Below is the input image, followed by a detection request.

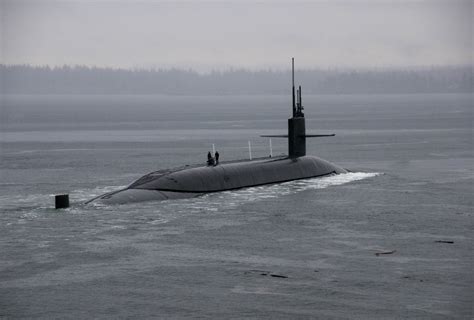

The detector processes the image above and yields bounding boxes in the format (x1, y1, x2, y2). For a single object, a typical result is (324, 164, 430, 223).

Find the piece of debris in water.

(375, 250, 396, 256)
(435, 240, 454, 244)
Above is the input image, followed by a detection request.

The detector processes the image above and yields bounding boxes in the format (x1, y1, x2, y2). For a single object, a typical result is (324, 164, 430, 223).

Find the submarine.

(86, 58, 347, 205)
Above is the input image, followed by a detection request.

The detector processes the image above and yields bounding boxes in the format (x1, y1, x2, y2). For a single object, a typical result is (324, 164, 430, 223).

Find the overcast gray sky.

(1, 0, 472, 71)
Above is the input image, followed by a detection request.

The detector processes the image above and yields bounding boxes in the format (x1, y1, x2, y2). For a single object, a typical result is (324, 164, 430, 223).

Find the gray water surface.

(1, 94, 472, 319)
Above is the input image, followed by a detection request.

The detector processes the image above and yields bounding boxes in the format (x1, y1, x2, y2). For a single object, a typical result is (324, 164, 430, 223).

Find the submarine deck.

(130, 155, 288, 185)
(88, 155, 346, 204)
(129, 155, 346, 193)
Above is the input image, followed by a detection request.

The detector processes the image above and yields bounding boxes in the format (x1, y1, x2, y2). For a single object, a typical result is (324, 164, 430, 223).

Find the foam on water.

(183, 172, 382, 213)
(72, 185, 128, 203)
(1, 172, 381, 228)
(0, 185, 126, 211)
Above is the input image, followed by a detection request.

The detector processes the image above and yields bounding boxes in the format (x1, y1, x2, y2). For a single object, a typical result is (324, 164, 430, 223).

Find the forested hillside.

(1, 65, 471, 94)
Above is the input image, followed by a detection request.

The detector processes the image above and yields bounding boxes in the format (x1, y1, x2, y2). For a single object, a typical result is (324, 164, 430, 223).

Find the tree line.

(1, 64, 472, 94)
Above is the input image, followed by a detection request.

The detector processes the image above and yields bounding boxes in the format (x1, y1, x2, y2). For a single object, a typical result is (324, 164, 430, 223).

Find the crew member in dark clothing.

(207, 151, 214, 166)
(214, 151, 220, 165)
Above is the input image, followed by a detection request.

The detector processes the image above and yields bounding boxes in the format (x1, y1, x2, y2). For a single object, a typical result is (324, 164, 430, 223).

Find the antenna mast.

(292, 57, 296, 117)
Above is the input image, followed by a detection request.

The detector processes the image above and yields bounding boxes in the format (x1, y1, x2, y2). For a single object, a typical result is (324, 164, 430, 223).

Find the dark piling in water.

(55, 194, 69, 209)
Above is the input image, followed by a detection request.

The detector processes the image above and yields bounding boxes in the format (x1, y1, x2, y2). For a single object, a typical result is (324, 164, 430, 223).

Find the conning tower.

(263, 58, 335, 158)
(289, 57, 306, 157)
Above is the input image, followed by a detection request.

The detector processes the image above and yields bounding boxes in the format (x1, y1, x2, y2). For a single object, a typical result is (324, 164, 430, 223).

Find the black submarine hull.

(87, 155, 347, 205)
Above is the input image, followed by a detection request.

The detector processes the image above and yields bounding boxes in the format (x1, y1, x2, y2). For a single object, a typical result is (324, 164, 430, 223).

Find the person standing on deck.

(207, 151, 214, 166)
(215, 151, 220, 165)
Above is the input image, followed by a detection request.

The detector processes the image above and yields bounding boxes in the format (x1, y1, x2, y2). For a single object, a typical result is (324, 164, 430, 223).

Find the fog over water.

(2, 64, 472, 95)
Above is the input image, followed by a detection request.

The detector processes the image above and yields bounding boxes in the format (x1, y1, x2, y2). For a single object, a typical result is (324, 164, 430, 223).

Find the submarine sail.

(87, 58, 347, 205)
(261, 58, 336, 158)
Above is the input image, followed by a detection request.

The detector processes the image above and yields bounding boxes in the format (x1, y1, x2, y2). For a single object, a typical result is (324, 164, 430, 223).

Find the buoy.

(55, 194, 69, 209)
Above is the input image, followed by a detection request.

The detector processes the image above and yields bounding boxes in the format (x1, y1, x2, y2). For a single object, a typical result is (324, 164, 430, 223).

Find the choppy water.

(1, 94, 472, 319)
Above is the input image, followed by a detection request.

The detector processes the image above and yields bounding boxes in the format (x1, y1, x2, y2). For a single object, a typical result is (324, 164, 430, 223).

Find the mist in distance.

(2, 64, 472, 95)
(2, 0, 472, 94)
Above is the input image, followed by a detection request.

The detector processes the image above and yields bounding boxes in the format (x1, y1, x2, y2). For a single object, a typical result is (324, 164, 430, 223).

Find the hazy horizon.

(3, 63, 471, 94)
(2, 62, 473, 74)
(2, 0, 472, 72)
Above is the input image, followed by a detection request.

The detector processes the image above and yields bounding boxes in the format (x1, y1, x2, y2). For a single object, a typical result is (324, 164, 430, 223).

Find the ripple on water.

(2, 172, 381, 229)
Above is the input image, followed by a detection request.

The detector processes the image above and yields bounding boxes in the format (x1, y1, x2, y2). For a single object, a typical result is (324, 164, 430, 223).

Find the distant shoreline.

(2, 93, 472, 97)
(2, 64, 472, 95)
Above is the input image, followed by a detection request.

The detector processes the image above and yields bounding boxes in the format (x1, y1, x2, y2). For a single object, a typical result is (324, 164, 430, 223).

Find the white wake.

(188, 172, 382, 212)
